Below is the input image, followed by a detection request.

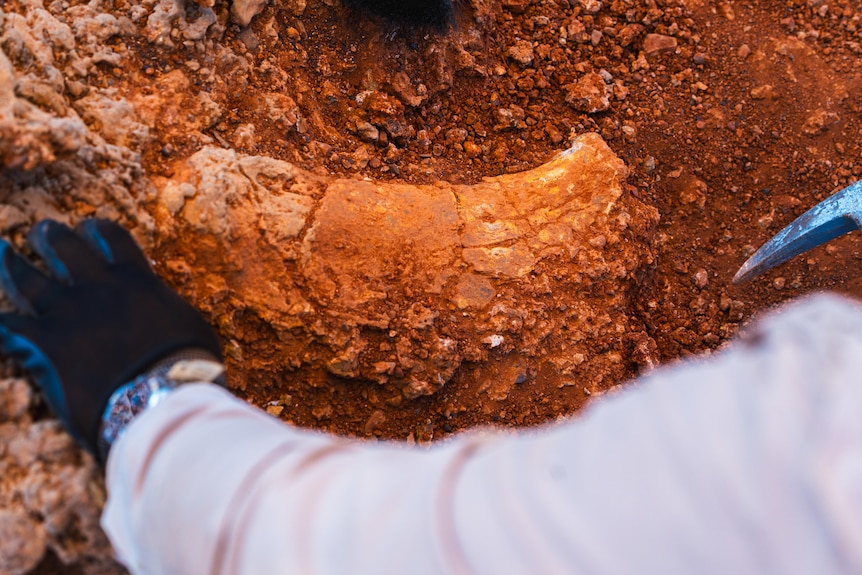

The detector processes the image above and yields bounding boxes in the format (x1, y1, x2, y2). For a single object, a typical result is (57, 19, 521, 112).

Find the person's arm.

(104, 294, 862, 575)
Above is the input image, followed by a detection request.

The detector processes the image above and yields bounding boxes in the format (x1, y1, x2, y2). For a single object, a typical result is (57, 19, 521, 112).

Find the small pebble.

(266, 405, 284, 416)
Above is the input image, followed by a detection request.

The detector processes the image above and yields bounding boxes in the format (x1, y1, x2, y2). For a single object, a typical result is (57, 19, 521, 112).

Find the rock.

(14, 76, 68, 115)
(73, 92, 150, 147)
(501, 0, 531, 13)
(364, 410, 387, 434)
(801, 108, 837, 135)
(0, 51, 15, 106)
(361, 91, 410, 141)
(183, 8, 217, 40)
(617, 23, 644, 47)
(72, 12, 122, 43)
(0, 376, 117, 574)
(579, 0, 603, 13)
(285, 0, 307, 16)
(566, 19, 588, 43)
(154, 133, 658, 399)
(453, 274, 495, 309)
(238, 27, 259, 51)
(750, 84, 775, 100)
(494, 105, 526, 130)
(0, 206, 29, 234)
(0, 49, 88, 169)
(643, 33, 678, 55)
(265, 405, 284, 416)
(263, 93, 299, 128)
(673, 175, 708, 209)
(355, 121, 380, 142)
(387, 72, 427, 107)
(445, 128, 468, 145)
(463, 141, 482, 157)
(462, 244, 536, 277)
(564, 72, 611, 113)
(146, 0, 217, 44)
(0, 509, 46, 575)
(507, 40, 534, 67)
(718, 2, 735, 20)
(146, 0, 183, 44)
(346, 145, 371, 170)
(231, 0, 271, 26)
(0, 379, 30, 422)
(233, 123, 256, 148)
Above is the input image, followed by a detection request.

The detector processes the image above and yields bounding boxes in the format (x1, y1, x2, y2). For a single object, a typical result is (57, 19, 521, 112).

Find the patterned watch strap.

(97, 349, 225, 462)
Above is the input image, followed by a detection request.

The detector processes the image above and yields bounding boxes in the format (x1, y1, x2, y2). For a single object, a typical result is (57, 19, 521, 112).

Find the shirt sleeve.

(102, 293, 862, 575)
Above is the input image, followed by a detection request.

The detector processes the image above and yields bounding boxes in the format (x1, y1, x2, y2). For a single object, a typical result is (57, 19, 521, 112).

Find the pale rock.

(579, 0, 603, 13)
(462, 244, 537, 278)
(146, 0, 184, 44)
(507, 39, 534, 66)
(750, 84, 775, 100)
(231, 0, 271, 26)
(233, 123, 256, 148)
(564, 72, 611, 113)
(184, 8, 217, 40)
(801, 108, 837, 135)
(73, 91, 150, 147)
(160, 181, 197, 215)
(0, 380, 30, 423)
(14, 75, 68, 115)
(0, 509, 46, 575)
(0, 50, 15, 107)
(72, 12, 121, 43)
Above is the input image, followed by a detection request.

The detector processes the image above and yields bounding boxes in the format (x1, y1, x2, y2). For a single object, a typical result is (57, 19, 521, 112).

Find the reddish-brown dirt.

(107, 0, 862, 443)
(1, 0, 859, 573)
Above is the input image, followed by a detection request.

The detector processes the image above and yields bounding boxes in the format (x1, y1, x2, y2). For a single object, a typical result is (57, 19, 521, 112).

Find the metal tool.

(733, 180, 862, 283)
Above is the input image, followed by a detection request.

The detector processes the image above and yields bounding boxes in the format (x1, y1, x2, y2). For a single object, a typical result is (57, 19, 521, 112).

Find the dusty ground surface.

(1, 0, 862, 572)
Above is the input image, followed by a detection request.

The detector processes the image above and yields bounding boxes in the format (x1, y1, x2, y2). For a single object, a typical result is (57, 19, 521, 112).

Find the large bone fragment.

(154, 133, 658, 398)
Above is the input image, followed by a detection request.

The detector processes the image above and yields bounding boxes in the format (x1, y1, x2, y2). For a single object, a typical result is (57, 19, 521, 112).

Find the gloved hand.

(0, 219, 222, 455)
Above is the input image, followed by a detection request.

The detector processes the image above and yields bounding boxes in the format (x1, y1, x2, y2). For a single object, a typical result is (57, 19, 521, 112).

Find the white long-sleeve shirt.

(102, 294, 862, 574)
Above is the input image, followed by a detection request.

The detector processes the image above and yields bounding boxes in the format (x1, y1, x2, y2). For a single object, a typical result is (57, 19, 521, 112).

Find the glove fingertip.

(76, 219, 151, 271)
(75, 219, 114, 261)
(28, 220, 72, 283)
(0, 326, 76, 438)
(0, 315, 37, 357)
(0, 241, 37, 315)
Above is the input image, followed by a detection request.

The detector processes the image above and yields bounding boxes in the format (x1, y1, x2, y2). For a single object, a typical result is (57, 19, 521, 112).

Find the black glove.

(0, 219, 221, 454)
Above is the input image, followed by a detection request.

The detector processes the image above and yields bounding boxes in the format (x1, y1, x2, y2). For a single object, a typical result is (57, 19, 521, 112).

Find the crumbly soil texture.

(2, 0, 862, 572)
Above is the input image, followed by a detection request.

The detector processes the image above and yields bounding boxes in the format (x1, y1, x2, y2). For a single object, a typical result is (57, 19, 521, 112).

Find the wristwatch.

(98, 349, 225, 462)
